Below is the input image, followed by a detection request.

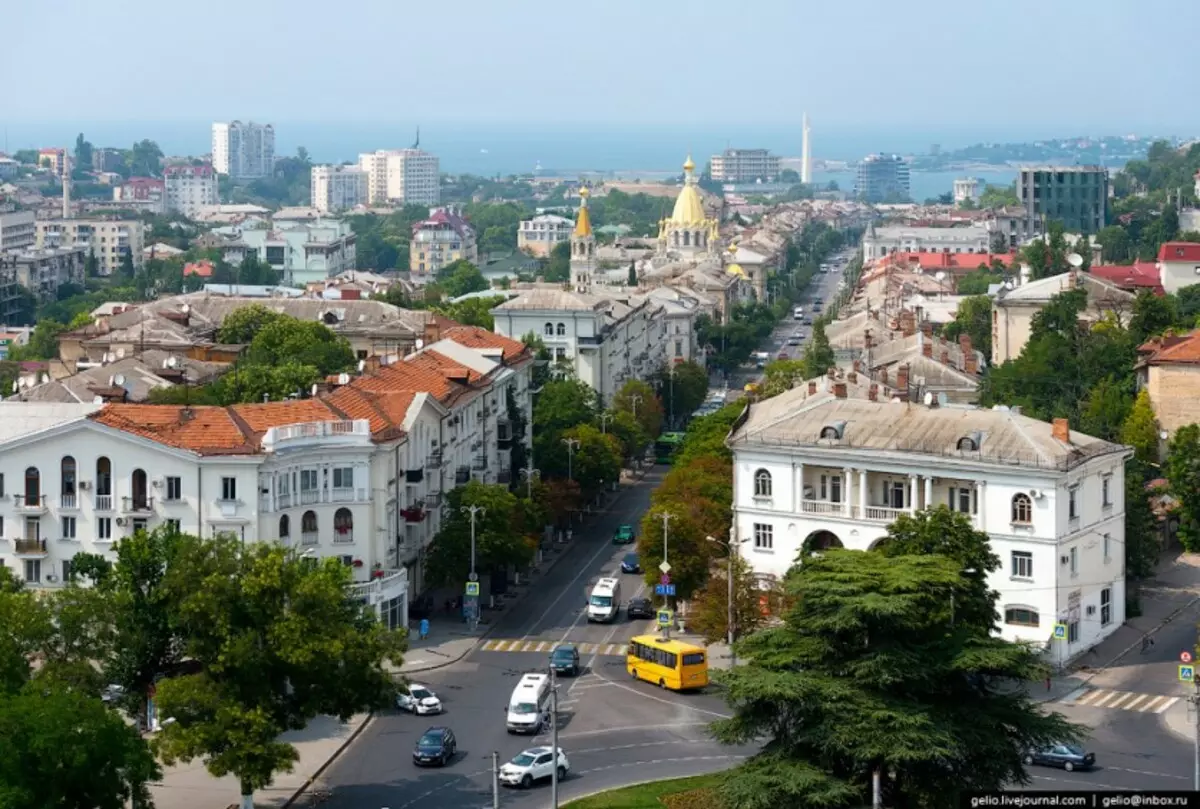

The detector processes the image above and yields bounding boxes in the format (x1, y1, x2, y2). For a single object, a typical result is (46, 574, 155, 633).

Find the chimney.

(847, 371, 857, 384)
(940, 349, 950, 365)
(364, 355, 382, 374)
(897, 363, 910, 396)
(880, 367, 889, 385)
(964, 351, 978, 375)
(868, 383, 879, 402)
(808, 381, 817, 395)
(827, 366, 836, 379)
(853, 358, 862, 373)
(1052, 418, 1071, 443)
(958, 334, 972, 353)
(833, 382, 847, 399)
(863, 329, 873, 349)
(422, 318, 443, 345)
(922, 339, 933, 358)
(920, 320, 933, 337)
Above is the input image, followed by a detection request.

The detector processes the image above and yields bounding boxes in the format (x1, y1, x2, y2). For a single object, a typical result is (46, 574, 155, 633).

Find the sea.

(3, 120, 1036, 200)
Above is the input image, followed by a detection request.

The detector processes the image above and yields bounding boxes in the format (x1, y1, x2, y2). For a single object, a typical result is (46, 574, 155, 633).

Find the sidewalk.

(151, 474, 644, 808)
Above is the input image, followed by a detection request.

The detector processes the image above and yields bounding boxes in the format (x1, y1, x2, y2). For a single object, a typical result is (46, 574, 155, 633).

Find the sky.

(3, 0, 1199, 161)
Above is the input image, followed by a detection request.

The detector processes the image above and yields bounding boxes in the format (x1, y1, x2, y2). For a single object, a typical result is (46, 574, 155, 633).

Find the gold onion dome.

(573, 187, 592, 237)
(668, 155, 706, 226)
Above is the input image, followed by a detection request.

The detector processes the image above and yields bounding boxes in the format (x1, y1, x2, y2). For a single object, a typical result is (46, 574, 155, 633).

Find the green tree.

(437, 259, 489, 298)
(118, 250, 136, 281)
(955, 269, 1003, 296)
(84, 251, 100, 277)
(533, 378, 597, 436)
(543, 240, 571, 282)
(627, 261, 638, 287)
(128, 139, 163, 177)
(759, 358, 806, 397)
(637, 504, 718, 603)
(432, 295, 507, 329)
(799, 319, 836, 379)
(1078, 376, 1133, 443)
(215, 303, 284, 344)
(711, 548, 1080, 809)
(613, 379, 663, 440)
(673, 403, 742, 467)
(940, 294, 992, 359)
(605, 409, 648, 464)
(244, 317, 356, 375)
(1097, 225, 1133, 263)
(74, 132, 93, 173)
(687, 552, 773, 645)
(978, 183, 1019, 207)
(1129, 289, 1178, 344)
(212, 361, 323, 405)
(1166, 424, 1200, 552)
(1124, 459, 1161, 582)
(1122, 388, 1161, 464)
(423, 481, 536, 586)
(561, 424, 621, 493)
(651, 361, 707, 424)
(10, 319, 67, 361)
(152, 534, 405, 809)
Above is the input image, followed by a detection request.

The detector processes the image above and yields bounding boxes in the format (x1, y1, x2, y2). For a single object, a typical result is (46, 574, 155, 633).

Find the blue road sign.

(465, 581, 480, 597)
(654, 583, 676, 596)
(656, 609, 674, 627)
(1181, 665, 1195, 683)
(1052, 623, 1067, 640)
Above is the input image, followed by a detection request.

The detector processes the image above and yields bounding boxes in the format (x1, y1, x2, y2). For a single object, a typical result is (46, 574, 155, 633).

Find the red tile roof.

(442, 325, 531, 364)
(1138, 331, 1200, 365)
(93, 405, 257, 455)
(1157, 242, 1200, 263)
(885, 251, 1014, 273)
(1088, 262, 1163, 294)
(183, 260, 214, 277)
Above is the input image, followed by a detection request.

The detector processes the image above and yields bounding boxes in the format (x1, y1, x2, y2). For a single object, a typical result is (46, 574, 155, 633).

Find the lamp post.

(598, 411, 613, 434)
(630, 394, 643, 422)
(659, 511, 673, 638)
(519, 464, 539, 500)
(561, 438, 580, 482)
(707, 529, 747, 666)
(461, 505, 486, 631)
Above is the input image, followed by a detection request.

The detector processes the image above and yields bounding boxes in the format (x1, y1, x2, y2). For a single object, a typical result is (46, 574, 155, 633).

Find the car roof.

(630, 595, 651, 603)
(522, 746, 556, 755)
(422, 726, 449, 735)
(553, 643, 577, 651)
(624, 551, 638, 558)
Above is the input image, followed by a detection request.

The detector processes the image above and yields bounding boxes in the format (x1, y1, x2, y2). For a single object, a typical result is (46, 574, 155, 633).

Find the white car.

(498, 746, 570, 789)
(396, 684, 443, 715)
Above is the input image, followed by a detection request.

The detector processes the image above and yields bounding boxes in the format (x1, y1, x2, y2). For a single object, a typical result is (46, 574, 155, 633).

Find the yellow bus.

(626, 635, 709, 691)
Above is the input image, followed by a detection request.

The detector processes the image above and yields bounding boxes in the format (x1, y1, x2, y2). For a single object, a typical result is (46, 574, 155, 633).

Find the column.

(975, 481, 987, 528)
(796, 463, 805, 510)
(843, 468, 853, 517)
(909, 475, 919, 514)
(858, 470, 868, 515)
(924, 477, 933, 511)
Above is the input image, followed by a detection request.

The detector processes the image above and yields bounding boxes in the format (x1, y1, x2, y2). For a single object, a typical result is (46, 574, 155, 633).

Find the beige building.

(991, 271, 1132, 366)
(357, 148, 440, 206)
(409, 207, 477, 283)
(36, 218, 145, 276)
(0, 210, 37, 251)
(518, 214, 573, 257)
(311, 165, 368, 213)
(1136, 332, 1200, 442)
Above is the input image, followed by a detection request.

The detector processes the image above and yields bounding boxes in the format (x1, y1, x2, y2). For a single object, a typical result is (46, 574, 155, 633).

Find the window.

(334, 508, 353, 540)
(61, 456, 76, 495)
(279, 515, 290, 539)
(1068, 619, 1079, 643)
(753, 523, 773, 550)
(302, 510, 318, 534)
(24, 560, 40, 584)
(1103, 533, 1111, 561)
(23, 466, 40, 506)
(62, 559, 74, 583)
(1011, 493, 1032, 524)
(97, 517, 112, 541)
(1011, 551, 1033, 579)
(165, 476, 182, 501)
(753, 469, 772, 498)
(1004, 607, 1040, 627)
(1068, 486, 1078, 520)
(830, 475, 842, 504)
(1100, 587, 1112, 626)
(1069, 547, 1078, 577)
(674, 340, 683, 357)
(332, 467, 354, 489)
(166, 519, 181, 533)
(61, 516, 75, 540)
(96, 457, 112, 496)
(220, 477, 237, 501)
(299, 470, 318, 491)
(1102, 476, 1111, 507)
(544, 323, 553, 336)
(949, 486, 974, 514)
(956, 437, 977, 451)
(556, 323, 567, 336)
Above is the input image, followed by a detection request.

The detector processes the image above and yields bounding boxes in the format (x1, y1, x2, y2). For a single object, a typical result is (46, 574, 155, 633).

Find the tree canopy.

(613, 379, 663, 440)
(423, 481, 538, 585)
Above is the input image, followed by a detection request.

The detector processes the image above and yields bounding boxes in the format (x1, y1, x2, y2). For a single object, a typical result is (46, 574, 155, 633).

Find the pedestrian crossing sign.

(1053, 623, 1067, 640)
(1180, 665, 1195, 683)
(657, 609, 674, 627)
(465, 581, 480, 597)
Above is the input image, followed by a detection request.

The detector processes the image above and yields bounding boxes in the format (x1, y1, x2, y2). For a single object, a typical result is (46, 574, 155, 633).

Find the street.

(317, 470, 755, 809)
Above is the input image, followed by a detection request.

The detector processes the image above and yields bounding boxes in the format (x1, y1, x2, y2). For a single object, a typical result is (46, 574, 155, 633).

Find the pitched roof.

(442, 325, 530, 364)
(1157, 242, 1200, 263)
(1088, 262, 1162, 294)
(92, 405, 258, 455)
(1138, 331, 1200, 366)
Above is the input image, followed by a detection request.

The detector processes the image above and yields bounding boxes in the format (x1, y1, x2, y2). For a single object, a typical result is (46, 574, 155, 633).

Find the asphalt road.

(318, 470, 755, 809)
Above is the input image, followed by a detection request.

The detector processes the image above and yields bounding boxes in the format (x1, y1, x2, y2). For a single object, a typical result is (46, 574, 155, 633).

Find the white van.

(793, 306, 804, 320)
(506, 673, 551, 734)
(587, 577, 621, 623)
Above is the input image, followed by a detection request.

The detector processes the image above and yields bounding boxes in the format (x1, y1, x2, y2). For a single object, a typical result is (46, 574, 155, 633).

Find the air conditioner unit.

(152, 478, 164, 488)
(116, 517, 128, 526)
(1060, 555, 1069, 565)
(1085, 605, 1096, 616)
(78, 480, 91, 490)
(1029, 489, 1043, 499)
(45, 574, 58, 583)
(338, 555, 353, 566)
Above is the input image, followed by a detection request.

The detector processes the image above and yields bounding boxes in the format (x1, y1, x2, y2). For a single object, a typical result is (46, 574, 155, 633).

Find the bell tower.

(570, 187, 595, 292)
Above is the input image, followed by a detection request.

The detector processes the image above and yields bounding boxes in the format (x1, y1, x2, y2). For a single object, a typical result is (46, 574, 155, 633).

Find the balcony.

(333, 529, 354, 545)
(797, 499, 909, 524)
(261, 419, 372, 452)
(330, 487, 367, 504)
(401, 506, 426, 523)
(59, 493, 79, 510)
(300, 532, 319, 546)
(497, 469, 512, 484)
(122, 496, 154, 514)
(95, 494, 115, 512)
(405, 469, 424, 484)
(276, 493, 293, 509)
(14, 538, 48, 557)
(425, 453, 444, 471)
(863, 505, 907, 522)
(15, 495, 47, 514)
(800, 499, 851, 517)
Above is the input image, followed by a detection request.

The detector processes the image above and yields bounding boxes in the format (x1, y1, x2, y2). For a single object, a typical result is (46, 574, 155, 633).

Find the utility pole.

(519, 463, 539, 500)
(598, 411, 613, 434)
(1193, 670, 1200, 791)
(562, 437, 580, 482)
(660, 511, 673, 639)
(550, 664, 560, 808)
(666, 363, 676, 430)
(461, 505, 485, 631)
(491, 751, 500, 809)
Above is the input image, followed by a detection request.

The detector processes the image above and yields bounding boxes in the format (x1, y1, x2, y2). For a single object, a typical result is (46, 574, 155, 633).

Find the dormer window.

(819, 421, 846, 440)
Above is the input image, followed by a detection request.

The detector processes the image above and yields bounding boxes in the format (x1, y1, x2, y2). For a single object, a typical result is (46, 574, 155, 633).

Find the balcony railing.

(333, 529, 354, 544)
(330, 487, 366, 503)
(798, 499, 909, 524)
(276, 493, 293, 509)
(121, 496, 153, 513)
(263, 420, 372, 449)
(300, 532, 319, 546)
(60, 493, 78, 510)
(800, 499, 847, 516)
(15, 495, 47, 513)
(94, 494, 114, 512)
(14, 538, 47, 556)
(863, 505, 907, 522)
(299, 490, 322, 505)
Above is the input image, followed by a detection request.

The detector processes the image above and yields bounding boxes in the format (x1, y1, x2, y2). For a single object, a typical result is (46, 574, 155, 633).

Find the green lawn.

(561, 772, 725, 808)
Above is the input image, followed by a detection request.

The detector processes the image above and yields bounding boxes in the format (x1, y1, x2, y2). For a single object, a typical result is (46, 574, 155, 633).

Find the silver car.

(397, 683, 443, 715)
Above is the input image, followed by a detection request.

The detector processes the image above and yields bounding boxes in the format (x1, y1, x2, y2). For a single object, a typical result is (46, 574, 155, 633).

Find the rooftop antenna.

(412, 125, 420, 150)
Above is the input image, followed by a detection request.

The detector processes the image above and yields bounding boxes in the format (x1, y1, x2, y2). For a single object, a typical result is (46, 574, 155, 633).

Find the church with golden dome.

(657, 155, 719, 258)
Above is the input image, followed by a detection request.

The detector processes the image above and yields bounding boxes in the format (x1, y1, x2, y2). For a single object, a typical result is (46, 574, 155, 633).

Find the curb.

(279, 712, 375, 808)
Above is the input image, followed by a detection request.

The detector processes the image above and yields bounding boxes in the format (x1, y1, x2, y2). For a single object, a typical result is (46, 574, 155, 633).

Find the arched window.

(1004, 607, 1040, 627)
(301, 510, 317, 536)
(279, 515, 290, 539)
(753, 469, 772, 498)
(556, 323, 566, 336)
(1011, 493, 1033, 524)
(544, 322, 554, 336)
(61, 456, 76, 497)
(957, 437, 977, 451)
(334, 508, 353, 541)
(23, 467, 40, 506)
(96, 457, 112, 496)
(131, 468, 148, 510)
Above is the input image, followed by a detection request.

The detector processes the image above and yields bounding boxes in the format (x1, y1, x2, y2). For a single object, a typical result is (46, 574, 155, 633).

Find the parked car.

(786, 337, 801, 346)
(627, 596, 655, 619)
(550, 644, 580, 676)
(802, 317, 813, 325)
(621, 552, 641, 574)
(1025, 743, 1095, 772)
(498, 746, 570, 789)
(613, 525, 635, 545)
(397, 683, 443, 715)
(777, 351, 789, 360)
(412, 726, 456, 767)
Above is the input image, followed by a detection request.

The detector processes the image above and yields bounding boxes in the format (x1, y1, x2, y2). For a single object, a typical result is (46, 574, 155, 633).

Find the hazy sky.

(4, 0, 1198, 133)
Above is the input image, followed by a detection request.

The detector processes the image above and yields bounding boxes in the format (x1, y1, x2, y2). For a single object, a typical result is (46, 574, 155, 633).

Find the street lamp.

(949, 567, 978, 627)
(598, 411, 613, 434)
(629, 394, 643, 422)
(561, 437, 580, 482)
(461, 505, 486, 631)
(707, 530, 749, 666)
(659, 511, 673, 638)
(519, 464, 539, 500)
(666, 364, 676, 430)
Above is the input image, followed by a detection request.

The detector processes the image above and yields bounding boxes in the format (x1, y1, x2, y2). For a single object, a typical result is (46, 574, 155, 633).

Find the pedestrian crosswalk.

(1062, 687, 1181, 714)
(481, 639, 629, 657)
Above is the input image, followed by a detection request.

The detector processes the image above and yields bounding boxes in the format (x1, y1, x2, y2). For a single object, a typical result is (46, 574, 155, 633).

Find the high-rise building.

(1016, 165, 1108, 235)
(855, 154, 911, 203)
(211, 121, 275, 180)
(953, 177, 981, 206)
(311, 165, 369, 213)
(358, 149, 440, 206)
(709, 148, 780, 183)
(163, 164, 219, 217)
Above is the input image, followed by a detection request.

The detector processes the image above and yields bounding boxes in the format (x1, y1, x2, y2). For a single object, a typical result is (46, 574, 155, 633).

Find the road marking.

(1031, 775, 1131, 791)
(476, 639, 630, 657)
(555, 721, 713, 739)
(567, 578, 648, 698)
(1062, 687, 1181, 713)
(535, 641, 548, 652)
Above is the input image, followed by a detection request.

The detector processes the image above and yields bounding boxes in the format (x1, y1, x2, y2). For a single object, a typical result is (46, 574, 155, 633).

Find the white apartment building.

(0, 210, 37, 252)
(728, 385, 1130, 666)
(953, 177, 981, 205)
(218, 218, 356, 287)
(518, 214, 573, 257)
(212, 121, 275, 180)
(36, 218, 145, 276)
(163, 164, 219, 218)
(710, 148, 781, 183)
(357, 149, 440, 206)
(311, 165, 368, 213)
(862, 224, 991, 261)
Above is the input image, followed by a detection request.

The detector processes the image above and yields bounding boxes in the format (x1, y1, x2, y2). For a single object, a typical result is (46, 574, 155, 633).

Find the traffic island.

(561, 772, 726, 809)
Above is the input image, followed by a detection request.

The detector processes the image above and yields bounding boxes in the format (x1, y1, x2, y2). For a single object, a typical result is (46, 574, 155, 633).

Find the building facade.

(164, 164, 219, 217)
(1016, 165, 1107, 236)
(953, 177, 981, 205)
(311, 165, 369, 213)
(112, 178, 166, 214)
(518, 214, 573, 257)
(728, 387, 1130, 666)
(410, 208, 477, 282)
(36, 218, 145, 276)
(7, 247, 87, 302)
(212, 121, 275, 180)
(1154, 241, 1200, 295)
(0, 210, 36, 252)
(855, 154, 911, 203)
(861, 223, 991, 261)
(219, 219, 356, 286)
(357, 149, 440, 206)
(710, 148, 781, 183)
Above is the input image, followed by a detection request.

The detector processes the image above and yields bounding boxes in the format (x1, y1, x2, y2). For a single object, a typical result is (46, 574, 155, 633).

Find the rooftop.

(0, 402, 103, 442)
(1138, 331, 1200, 366)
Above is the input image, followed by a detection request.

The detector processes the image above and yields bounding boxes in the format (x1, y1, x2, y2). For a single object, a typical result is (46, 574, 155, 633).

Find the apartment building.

(517, 214, 573, 257)
(728, 385, 1130, 665)
(861, 223, 991, 261)
(855, 154, 911, 203)
(410, 208, 477, 282)
(709, 148, 780, 183)
(163, 164, 219, 217)
(357, 149, 440, 206)
(38, 148, 67, 176)
(1016, 165, 1107, 236)
(0, 210, 36, 251)
(36, 218, 145, 276)
(311, 165, 368, 213)
(212, 121, 276, 180)
(217, 219, 356, 286)
(112, 178, 166, 214)
(6, 246, 87, 302)
(992, 271, 1132, 365)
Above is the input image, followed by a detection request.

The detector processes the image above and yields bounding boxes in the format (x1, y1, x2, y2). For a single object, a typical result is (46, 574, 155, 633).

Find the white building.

(953, 177, 981, 205)
(311, 165, 368, 213)
(710, 148, 780, 183)
(861, 223, 992, 262)
(728, 384, 1130, 666)
(0, 210, 36, 252)
(357, 149, 440, 206)
(217, 218, 356, 287)
(163, 164, 219, 218)
(212, 121, 275, 180)
(36, 218, 145, 276)
(517, 214, 573, 257)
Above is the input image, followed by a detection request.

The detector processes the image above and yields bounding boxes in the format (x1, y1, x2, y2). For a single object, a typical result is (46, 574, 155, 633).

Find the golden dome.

(726, 263, 746, 278)
(669, 185, 707, 226)
(573, 187, 592, 237)
(578, 187, 590, 199)
(683, 155, 695, 172)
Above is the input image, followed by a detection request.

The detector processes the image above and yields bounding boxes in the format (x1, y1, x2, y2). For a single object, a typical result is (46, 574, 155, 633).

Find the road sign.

(660, 574, 671, 585)
(659, 561, 672, 574)
(1052, 623, 1067, 640)
(656, 609, 674, 627)
(468, 571, 479, 583)
(1183, 651, 1194, 664)
(655, 584, 676, 597)
(465, 581, 480, 597)
(1181, 665, 1195, 683)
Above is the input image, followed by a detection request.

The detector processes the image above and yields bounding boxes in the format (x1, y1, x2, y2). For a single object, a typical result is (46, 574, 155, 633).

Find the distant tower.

(61, 146, 71, 219)
(801, 114, 812, 185)
(570, 187, 595, 292)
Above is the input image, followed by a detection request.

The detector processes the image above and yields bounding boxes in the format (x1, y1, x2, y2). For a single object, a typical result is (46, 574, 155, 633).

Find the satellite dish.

(934, 271, 946, 282)
(310, 383, 319, 396)
(357, 360, 366, 372)
(1161, 430, 1170, 440)
(108, 376, 114, 387)
(92, 396, 105, 405)
(923, 392, 934, 406)
(337, 373, 350, 385)
(415, 338, 425, 350)
(167, 356, 178, 369)
(1067, 253, 1084, 268)
(181, 304, 191, 313)
(40, 374, 48, 384)
(9, 381, 16, 393)
(113, 374, 126, 387)
(116, 348, 126, 359)
(17, 378, 26, 389)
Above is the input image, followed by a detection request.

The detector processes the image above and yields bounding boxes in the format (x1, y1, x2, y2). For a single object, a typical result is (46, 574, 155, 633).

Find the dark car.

(1025, 743, 1095, 772)
(802, 317, 813, 325)
(413, 726, 457, 767)
(550, 644, 580, 676)
(627, 596, 654, 619)
(621, 552, 641, 574)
